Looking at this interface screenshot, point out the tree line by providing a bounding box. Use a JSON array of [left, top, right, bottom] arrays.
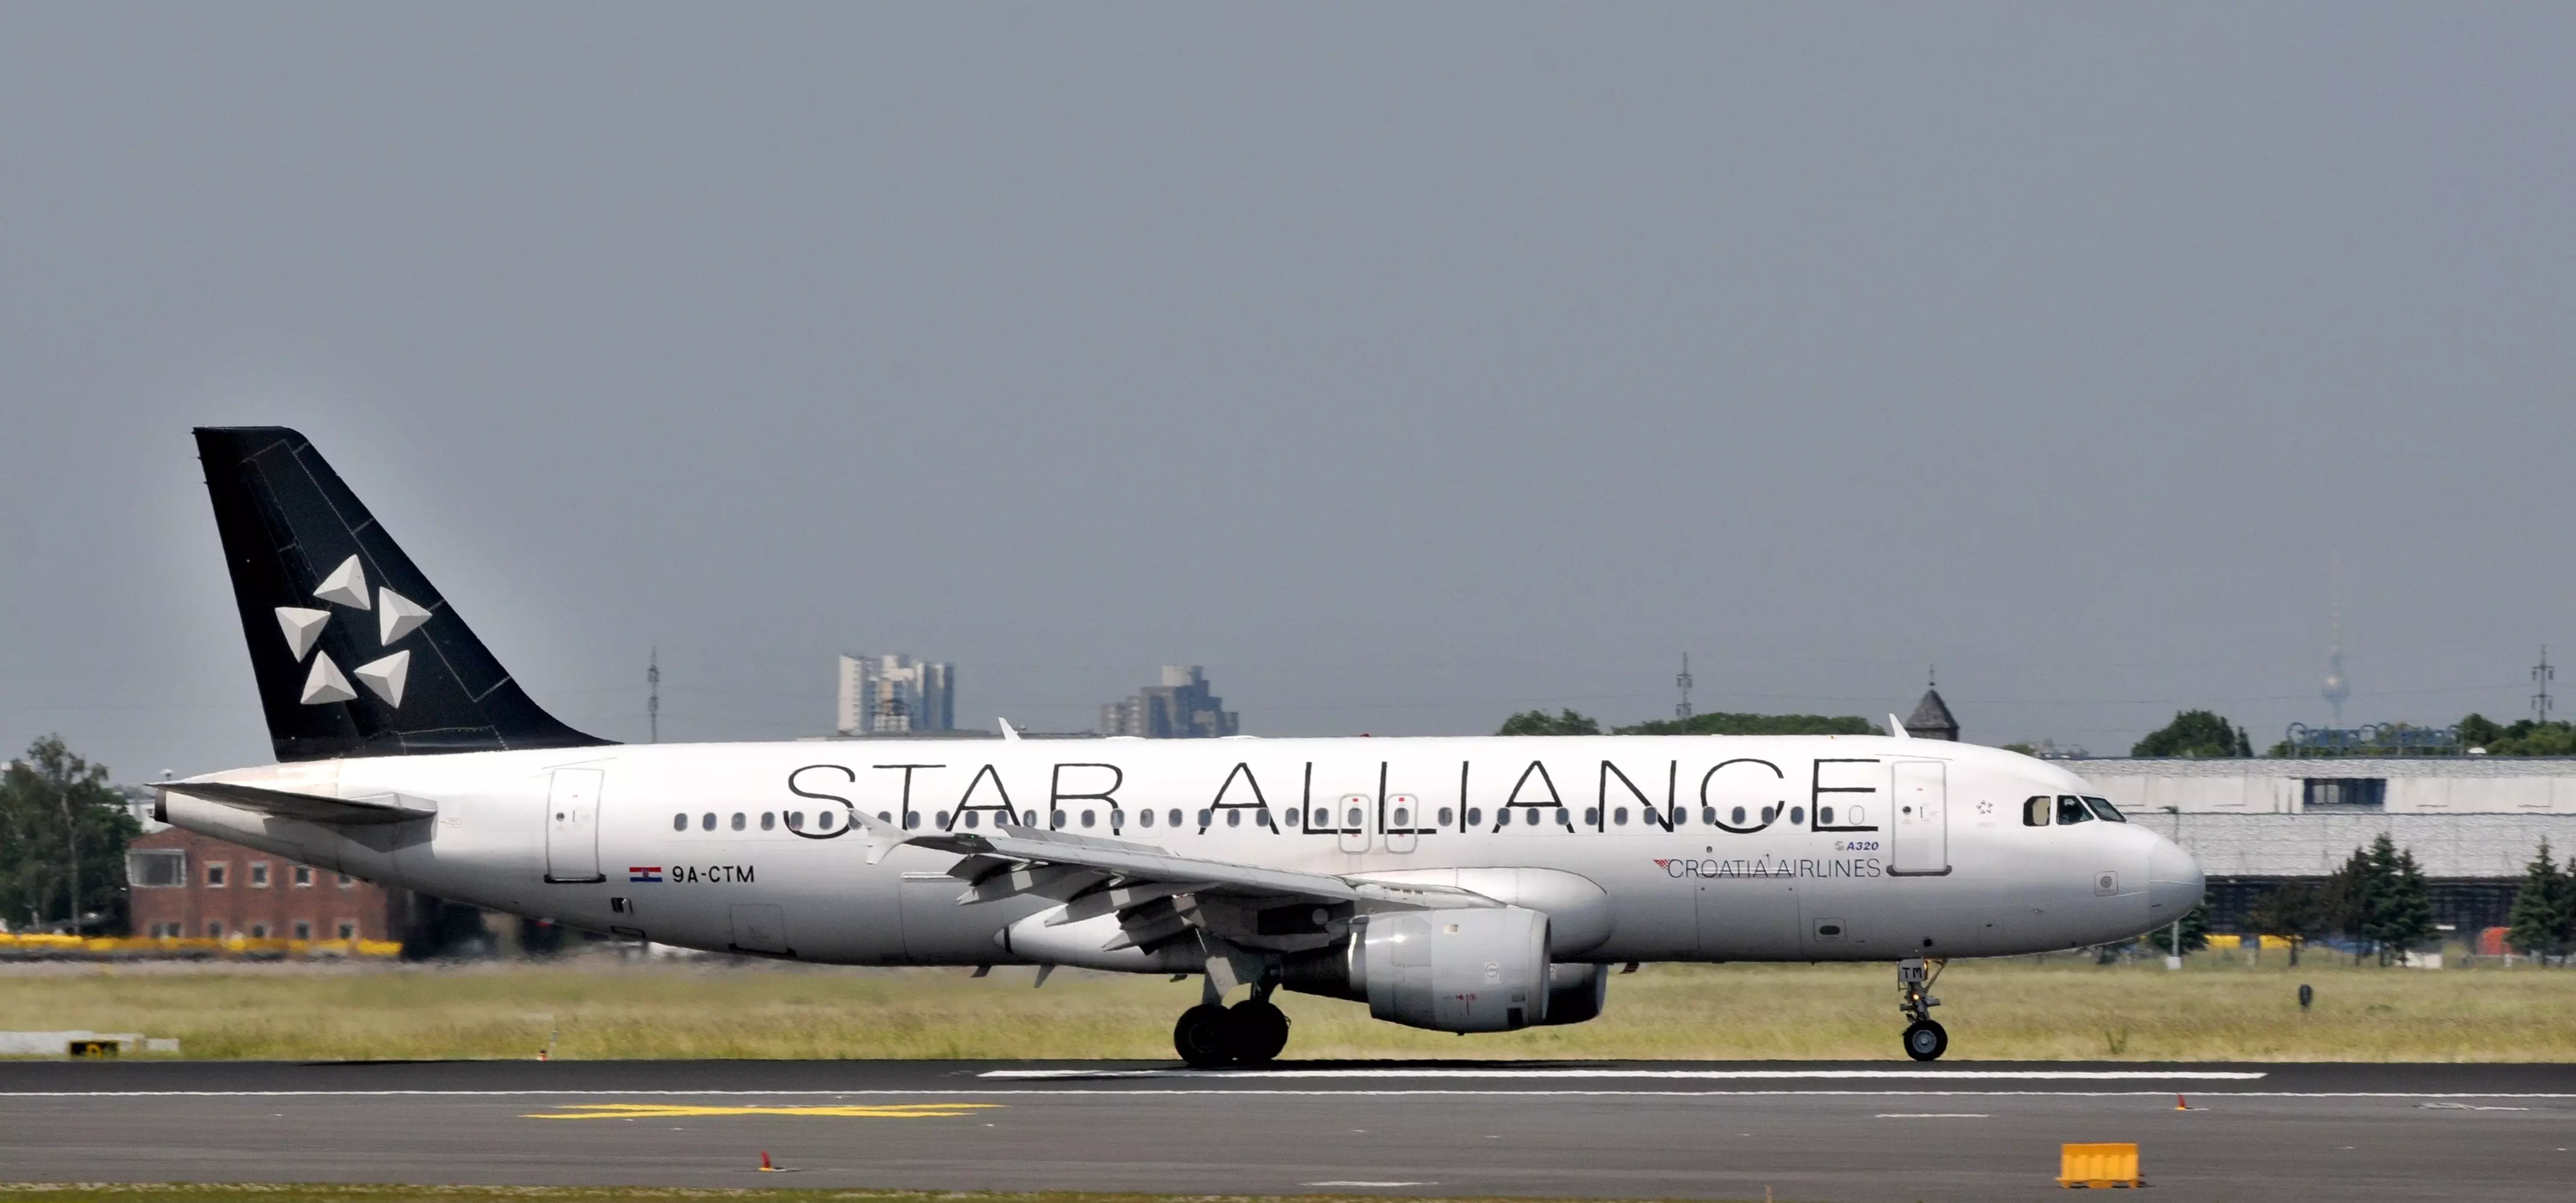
[[2125, 708, 2576, 758]]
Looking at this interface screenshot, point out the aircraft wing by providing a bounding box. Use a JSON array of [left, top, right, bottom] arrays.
[[848, 812, 1496, 959], [156, 781, 436, 826]]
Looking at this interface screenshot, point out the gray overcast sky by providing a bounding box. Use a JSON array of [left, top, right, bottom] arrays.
[[6, 4, 2575, 779]]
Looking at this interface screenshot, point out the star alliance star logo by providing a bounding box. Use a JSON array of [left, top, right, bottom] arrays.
[[274, 554, 429, 708]]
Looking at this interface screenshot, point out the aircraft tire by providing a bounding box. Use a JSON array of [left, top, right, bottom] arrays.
[[1174, 1004, 1238, 1067], [1228, 999, 1290, 1064], [1902, 1019, 1948, 1062]]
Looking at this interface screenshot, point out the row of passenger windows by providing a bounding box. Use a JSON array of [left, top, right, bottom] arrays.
[[670, 801, 1835, 834], [2023, 794, 2126, 826]]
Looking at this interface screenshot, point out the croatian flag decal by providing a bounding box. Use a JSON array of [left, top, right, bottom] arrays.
[[628, 867, 664, 883]]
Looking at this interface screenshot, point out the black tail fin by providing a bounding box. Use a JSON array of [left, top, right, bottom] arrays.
[[195, 426, 613, 761]]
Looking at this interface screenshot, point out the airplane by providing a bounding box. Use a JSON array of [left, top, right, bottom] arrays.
[[160, 426, 2204, 1065]]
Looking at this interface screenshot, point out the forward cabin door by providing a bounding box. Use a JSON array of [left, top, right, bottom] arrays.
[[544, 768, 607, 883], [1889, 761, 1949, 876]]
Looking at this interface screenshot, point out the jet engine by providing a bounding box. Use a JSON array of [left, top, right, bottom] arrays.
[[1283, 906, 1553, 1032]]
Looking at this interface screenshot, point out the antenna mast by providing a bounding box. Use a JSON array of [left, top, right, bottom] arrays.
[[648, 647, 661, 744], [1674, 653, 1694, 726], [2535, 646, 2555, 724]]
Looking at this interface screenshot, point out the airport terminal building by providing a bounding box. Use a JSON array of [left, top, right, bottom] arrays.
[[2071, 757, 2576, 935]]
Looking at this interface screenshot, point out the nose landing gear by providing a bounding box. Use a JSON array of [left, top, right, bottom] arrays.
[[1897, 956, 1947, 1061], [1172, 975, 1292, 1067]]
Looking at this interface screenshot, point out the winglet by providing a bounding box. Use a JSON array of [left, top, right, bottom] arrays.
[[1889, 714, 1909, 739], [998, 718, 1021, 741]]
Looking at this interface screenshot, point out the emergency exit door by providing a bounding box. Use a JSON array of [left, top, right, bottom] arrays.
[[544, 768, 606, 883], [1889, 761, 1949, 876]]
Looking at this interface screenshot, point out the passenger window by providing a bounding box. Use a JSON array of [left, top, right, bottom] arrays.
[[2083, 796, 2127, 823], [1583, 807, 1599, 826], [1080, 810, 1096, 828], [1226, 809, 1242, 827], [1790, 806, 1805, 825], [2023, 796, 2050, 826], [1613, 806, 1629, 826], [2056, 795, 2093, 825], [964, 811, 981, 828], [759, 812, 775, 831], [1393, 805, 1411, 826], [672, 813, 687, 832], [730, 812, 746, 831], [1140, 809, 1156, 828], [1438, 807, 1454, 826], [1167, 808, 1182, 828], [1197, 809, 1212, 828], [1465, 807, 1483, 827], [700, 813, 715, 831]]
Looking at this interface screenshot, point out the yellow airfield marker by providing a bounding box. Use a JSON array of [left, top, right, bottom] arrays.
[[2058, 1142, 2143, 1189], [524, 1101, 1002, 1121]]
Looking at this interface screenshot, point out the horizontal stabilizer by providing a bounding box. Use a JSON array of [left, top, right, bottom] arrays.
[[157, 780, 436, 826]]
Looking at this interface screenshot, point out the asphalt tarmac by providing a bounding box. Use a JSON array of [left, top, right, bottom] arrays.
[[5, 1059, 2572, 1202]]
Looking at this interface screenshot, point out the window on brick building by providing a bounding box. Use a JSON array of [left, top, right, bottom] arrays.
[[293, 865, 313, 887], [128, 850, 186, 888], [206, 921, 223, 938], [336, 921, 357, 940], [338, 873, 355, 888], [293, 921, 312, 940], [206, 863, 228, 888], [249, 923, 269, 939], [249, 862, 270, 888]]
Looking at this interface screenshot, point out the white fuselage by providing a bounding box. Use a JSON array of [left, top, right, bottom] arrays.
[[164, 734, 2196, 966]]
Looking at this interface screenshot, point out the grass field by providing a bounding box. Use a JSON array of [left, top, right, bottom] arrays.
[[6, 949, 2575, 1062]]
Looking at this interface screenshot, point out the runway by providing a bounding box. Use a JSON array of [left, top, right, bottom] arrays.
[[5, 1060, 2573, 1202]]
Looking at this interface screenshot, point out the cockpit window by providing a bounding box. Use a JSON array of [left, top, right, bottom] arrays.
[[2056, 795, 2094, 825], [2083, 796, 2127, 823], [2023, 796, 2051, 826]]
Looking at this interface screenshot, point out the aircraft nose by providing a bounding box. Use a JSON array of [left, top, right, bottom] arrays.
[[2148, 838, 2205, 921]]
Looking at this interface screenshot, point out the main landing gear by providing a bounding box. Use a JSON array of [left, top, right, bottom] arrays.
[[1897, 956, 1948, 1062], [1173, 980, 1292, 1068]]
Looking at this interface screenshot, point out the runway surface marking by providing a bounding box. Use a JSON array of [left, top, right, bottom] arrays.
[[980, 1067, 2270, 1080], [9, 1088, 2574, 1100], [1876, 1112, 1991, 1118], [1305, 1183, 1434, 1188], [524, 1101, 1002, 1120]]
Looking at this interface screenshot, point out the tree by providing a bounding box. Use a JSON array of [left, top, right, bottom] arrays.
[[0, 735, 142, 933], [2505, 840, 2574, 963], [2131, 710, 2252, 758], [2456, 713, 2576, 756], [2333, 834, 2435, 965], [1495, 709, 1602, 736], [1617, 712, 1882, 736], [2246, 880, 2335, 966]]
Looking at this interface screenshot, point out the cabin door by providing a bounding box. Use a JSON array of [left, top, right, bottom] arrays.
[[1889, 761, 1949, 876], [543, 768, 606, 883]]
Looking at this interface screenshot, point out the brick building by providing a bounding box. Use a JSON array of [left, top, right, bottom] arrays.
[[124, 826, 398, 945]]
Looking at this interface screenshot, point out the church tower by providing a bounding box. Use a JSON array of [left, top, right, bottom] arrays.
[[1904, 669, 1959, 742]]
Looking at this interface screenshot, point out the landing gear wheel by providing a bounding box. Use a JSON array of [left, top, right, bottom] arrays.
[[1173, 1004, 1237, 1067], [1903, 1019, 1948, 1062], [1228, 999, 1290, 1064]]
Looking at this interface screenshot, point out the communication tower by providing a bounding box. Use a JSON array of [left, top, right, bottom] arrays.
[[2535, 646, 2555, 724], [648, 647, 660, 744], [2320, 565, 2350, 727], [1675, 653, 1694, 724]]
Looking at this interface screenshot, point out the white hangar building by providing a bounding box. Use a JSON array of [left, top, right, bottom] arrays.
[[2068, 757, 2576, 934]]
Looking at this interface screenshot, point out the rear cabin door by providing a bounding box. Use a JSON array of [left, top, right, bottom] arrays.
[[543, 768, 606, 883], [1889, 761, 1949, 876]]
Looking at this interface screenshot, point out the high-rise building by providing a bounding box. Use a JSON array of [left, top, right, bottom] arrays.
[[836, 654, 956, 736], [1099, 665, 1239, 738]]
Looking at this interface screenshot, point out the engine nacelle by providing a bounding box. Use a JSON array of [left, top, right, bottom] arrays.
[[1323, 906, 1552, 1033]]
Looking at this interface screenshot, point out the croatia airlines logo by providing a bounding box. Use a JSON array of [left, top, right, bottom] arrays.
[[273, 554, 431, 708]]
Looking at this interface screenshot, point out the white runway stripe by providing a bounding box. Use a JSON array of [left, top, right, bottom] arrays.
[[5, 1088, 2571, 1100]]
